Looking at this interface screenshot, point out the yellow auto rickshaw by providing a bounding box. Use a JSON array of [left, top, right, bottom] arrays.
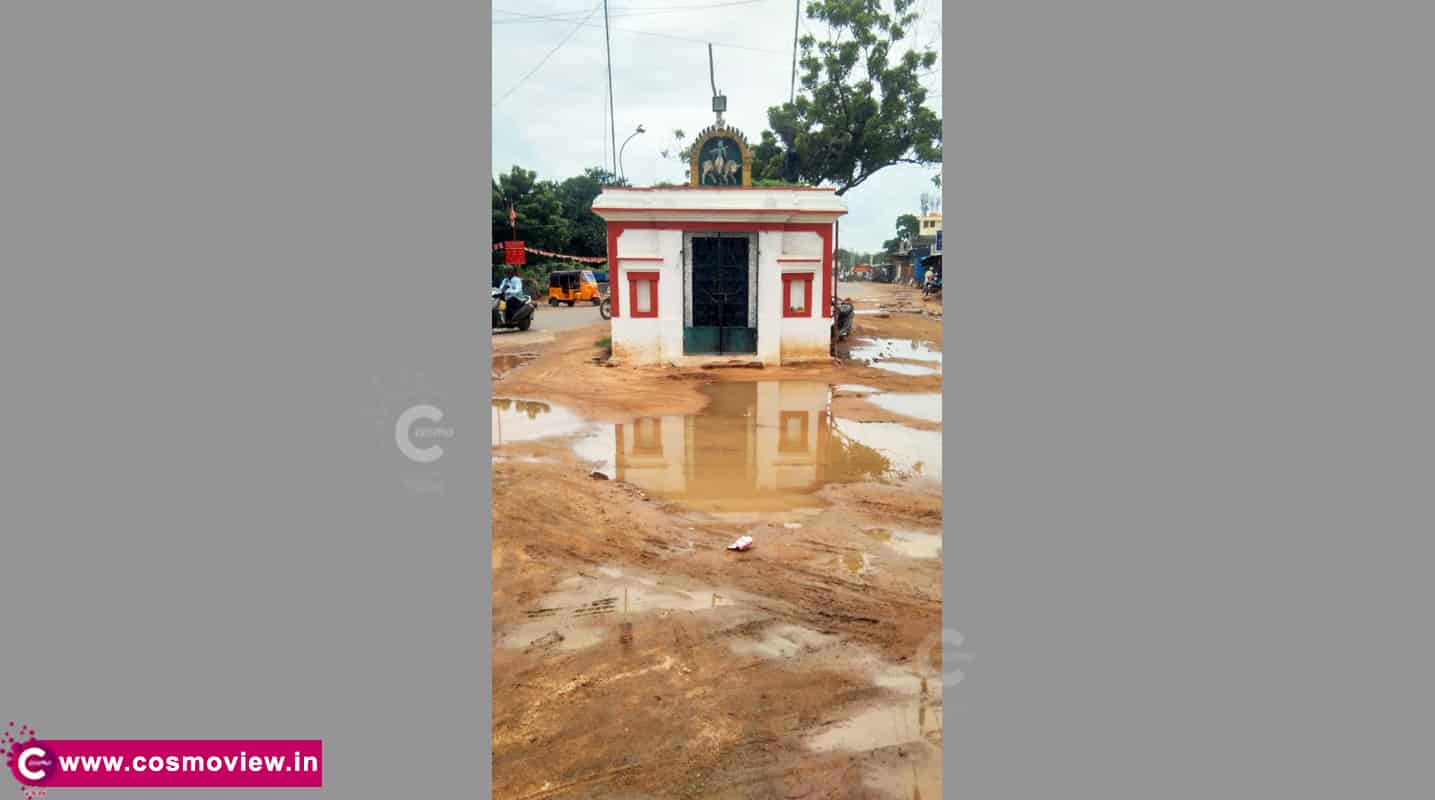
[[548, 269, 602, 306]]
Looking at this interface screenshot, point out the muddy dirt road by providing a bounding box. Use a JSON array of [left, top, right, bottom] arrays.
[[492, 282, 946, 799], [493, 299, 608, 347]]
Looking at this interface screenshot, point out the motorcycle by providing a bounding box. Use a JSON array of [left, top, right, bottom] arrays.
[[832, 296, 855, 341], [598, 294, 612, 320], [922, 274, 942, 298], [492, 287, 536, 332]]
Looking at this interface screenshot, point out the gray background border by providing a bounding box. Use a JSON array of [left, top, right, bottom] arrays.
[[2, 2, 493, 797], [947, 1, 1434, 796]]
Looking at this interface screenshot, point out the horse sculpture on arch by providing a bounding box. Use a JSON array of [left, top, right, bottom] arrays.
[[689, 128, 752, 187]]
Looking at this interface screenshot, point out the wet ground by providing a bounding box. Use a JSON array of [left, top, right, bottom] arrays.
[[494, 380, 941, 511], [491, 281, 943, 799]]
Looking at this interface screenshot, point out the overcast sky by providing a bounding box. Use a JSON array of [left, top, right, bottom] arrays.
[[491, 0, 943, 253]]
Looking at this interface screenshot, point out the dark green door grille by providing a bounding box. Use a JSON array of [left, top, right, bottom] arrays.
[[685, 235, 756, 355]]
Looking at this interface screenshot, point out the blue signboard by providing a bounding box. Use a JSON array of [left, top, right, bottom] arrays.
[[934, 229, 943, 254]]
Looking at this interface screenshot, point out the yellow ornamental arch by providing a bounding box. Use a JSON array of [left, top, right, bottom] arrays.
[[689, 126, 754, 187]]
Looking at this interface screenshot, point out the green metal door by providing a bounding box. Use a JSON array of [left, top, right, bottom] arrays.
[[684, 233, 757, 355]]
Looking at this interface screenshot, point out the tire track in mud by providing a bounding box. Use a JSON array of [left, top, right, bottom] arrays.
[[524, 596, 618, 620]]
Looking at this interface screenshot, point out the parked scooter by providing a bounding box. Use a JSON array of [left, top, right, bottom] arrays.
[[832, 296, 855, 340], [492, 286, 536, 332]]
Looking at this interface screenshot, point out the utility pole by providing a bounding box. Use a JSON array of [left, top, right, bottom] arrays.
[[790, 0, 800, 104], [708, 44, 723, 126], [603, 0, 617, 175]]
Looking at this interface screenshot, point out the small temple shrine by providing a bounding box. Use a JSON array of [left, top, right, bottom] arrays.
[[591, 108, 846, 366]]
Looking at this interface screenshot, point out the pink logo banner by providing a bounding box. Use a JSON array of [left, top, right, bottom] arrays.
[[7, 739, 322, 789]]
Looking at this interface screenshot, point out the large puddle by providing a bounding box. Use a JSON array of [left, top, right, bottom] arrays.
[[870, 362, 941, 377], [864, 527, 943, 560], [725, 623, 944, 797], [849, 338, 943, 377], [494, 381, 942, 508], [571, 381, 939, 511], [849, 338, 943, 364], [808, 649, 943, 799], [492, 352, 538, 379], [830, 418, 942, 482], [864, 392, 942, 424], [491, 398, 593, 447]]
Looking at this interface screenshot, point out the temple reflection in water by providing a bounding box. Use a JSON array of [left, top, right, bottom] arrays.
[[611, 382, 889, 511]]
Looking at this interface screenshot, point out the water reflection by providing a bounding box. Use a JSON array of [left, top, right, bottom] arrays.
[[849, 338, 944, 377], [491, 398, 592, 447], [831, 418, 942, 482], [849, 338, 943, 364], [575, 382, 922, 511], [864, 392, 942, 423]]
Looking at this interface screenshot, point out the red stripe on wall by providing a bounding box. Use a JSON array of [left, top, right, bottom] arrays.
[[607, 226, 621, 317], [594, 207, 846, 216], [599, 185, 836, 192]]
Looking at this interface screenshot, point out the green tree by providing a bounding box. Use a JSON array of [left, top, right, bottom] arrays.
[[492, 166, 568, 253], [556, 167, 623, 257], [492, 164, 629, 284], [493, 165, 627, 257], [896, 213, 920, 241], [752, 0, 940, 194]]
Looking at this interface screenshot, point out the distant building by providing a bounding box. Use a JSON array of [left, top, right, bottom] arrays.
[[919, 211, 942, 239], [899, 212, 942, 286]]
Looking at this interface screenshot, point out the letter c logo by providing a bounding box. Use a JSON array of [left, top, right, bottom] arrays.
[[396, 404, 444, 463], [18, 746, 49, 781]]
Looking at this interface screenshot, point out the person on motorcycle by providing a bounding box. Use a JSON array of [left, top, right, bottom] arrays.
[[923, 267, 941, 295], [498, 266, 526, 324]]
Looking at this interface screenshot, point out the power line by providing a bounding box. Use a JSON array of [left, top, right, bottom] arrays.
[[789, 0, 800, 103], [611, 24, 783, 54], [493, 0, 773, 23], [497, 0, 771, 17], [494, 8, 785, 53], [603, 0, 617, 185], [492, 3, 602, 108], [601, 73, 610, 172]]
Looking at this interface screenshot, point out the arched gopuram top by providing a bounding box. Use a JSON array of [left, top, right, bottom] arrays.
[[689, 125, 754, 187]]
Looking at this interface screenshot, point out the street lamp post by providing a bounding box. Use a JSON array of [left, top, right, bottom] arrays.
[[618, 124, 645, 182]]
